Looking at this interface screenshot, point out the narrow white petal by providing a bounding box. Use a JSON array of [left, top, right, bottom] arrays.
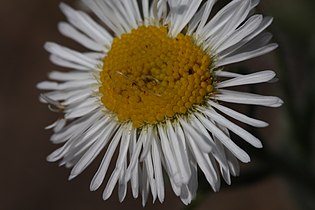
[[59, 2, 112, 45], [69, 126, 106, 158], [214, 89, 283, 107], [89, 124, 124, 191], [65, 104, 99, 119], [129, 130, 139, 198], [196, 0, 216, 34], [37, 81, 59, 90], [189, 114, 229, 172], [215, 15, 263, 53], [208, 100, 269, 127], [157, 124, 182, 186], [169, 176, 181, 196], [167, 120, 191, 184], [47, 140, 72, 162], [39, 79, 95, 93], [49, 55, 90, 71], [180, 184, 193, 205], [219, 17, 273, 58], [62, 90, 92, 106], [144, 151, 157, 201], [215, 70, 242, 78], [48, 71, 91, 81], [179, 118, 212, 153], [187, 153, 198, 200], [226, 149, 240, 177], [195, 112, 250, 163], [199, 0, 243, 42], [51, 110, 102, 144], [140, 126, 153, 161], [141, 165, 150, 206], [168, 0, 203, 37], [82, 0, 125, 36], [125, 129, 145, 182], [217, 70, 276, 88], [234, 32, 273, 54], [152, 138, 165, 203], [187, 3, 207, 36], [58, 22, 106, 52], [209, 0, 251, 50], [203, 108, 263, 148], [142, 0, 149, 25], [69, 123, 119, 180], [213, 123, 240, 177], [45, 118, 66, 133], [103, 0, 133, 33], [216, 43, 278, 67], [44, 42, 100, 69], [62, 123, 108, 166], [102, 124, 131, 199], [118, 158, 127, 202], [185, 134, 218, 189]]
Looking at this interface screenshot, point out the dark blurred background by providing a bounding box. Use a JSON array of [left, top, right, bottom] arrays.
[[1, 0, 314, 209]]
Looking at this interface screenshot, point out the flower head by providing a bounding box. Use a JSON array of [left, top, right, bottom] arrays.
[[38, 0, 282, 205]]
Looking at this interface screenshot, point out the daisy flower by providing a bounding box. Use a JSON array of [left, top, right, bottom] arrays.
[[38, 0, 283, 205]]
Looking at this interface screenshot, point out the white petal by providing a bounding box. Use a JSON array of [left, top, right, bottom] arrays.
[[140, 126, 153, 161], [51, 110, 102, 144], [216, 43, 278, 67], [208, 100, 268, 127], [37, 81, 59, 90], [129, 130, 139, 198], [44, 42, 100, 69], [48, 71, 91, 81], [49, 55, 90, 71], [152, 138, 165, 203], [214, 89, 283, 107], [144, 151, 157, 201], [65, 104, 99, 119], [69, 123, 120, 180], [102, 124, 131, 199], [215, 14, 263, 53], [185, 134, 218, 189], [203, 108, 263, 148], [118, 158, 128, 202], [209, 0, 251, 51], [125, 129, 145, 182], [168, 0, 203, 37], [217, 70, 276, 88], [199, 0, 244, 42], [45, 118, 66, 132], [189, 114, 229, 173], [59, 2, 112, 45], [195, 112, 250, 163], [62, 90, 93, 106], [82, 0, 126, 36], [196, 0, 216, 34], [88, 124, 124, 191], [187, 3, 207, 36], [141, 165, 150, 206], [167, 121, 191, 184], [157, 124, 182, 186], [58, 22, 106, 52], [179, 118, 213, 153], [215, 70, 242, 78]]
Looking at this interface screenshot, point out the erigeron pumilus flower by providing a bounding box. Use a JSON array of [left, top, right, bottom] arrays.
[[38, 0, 283, 205]]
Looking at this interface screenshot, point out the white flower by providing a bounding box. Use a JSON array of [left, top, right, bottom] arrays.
[[38, 0, 283, 205]]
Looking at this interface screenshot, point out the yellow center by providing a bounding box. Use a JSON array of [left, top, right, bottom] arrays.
[[100, 26, 214, 128]]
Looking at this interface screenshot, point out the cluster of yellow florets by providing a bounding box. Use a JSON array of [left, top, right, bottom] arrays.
[[100, 26, 213, 128]]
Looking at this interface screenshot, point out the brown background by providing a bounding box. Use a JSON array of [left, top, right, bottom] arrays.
[[1, 0, 314, 210]]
